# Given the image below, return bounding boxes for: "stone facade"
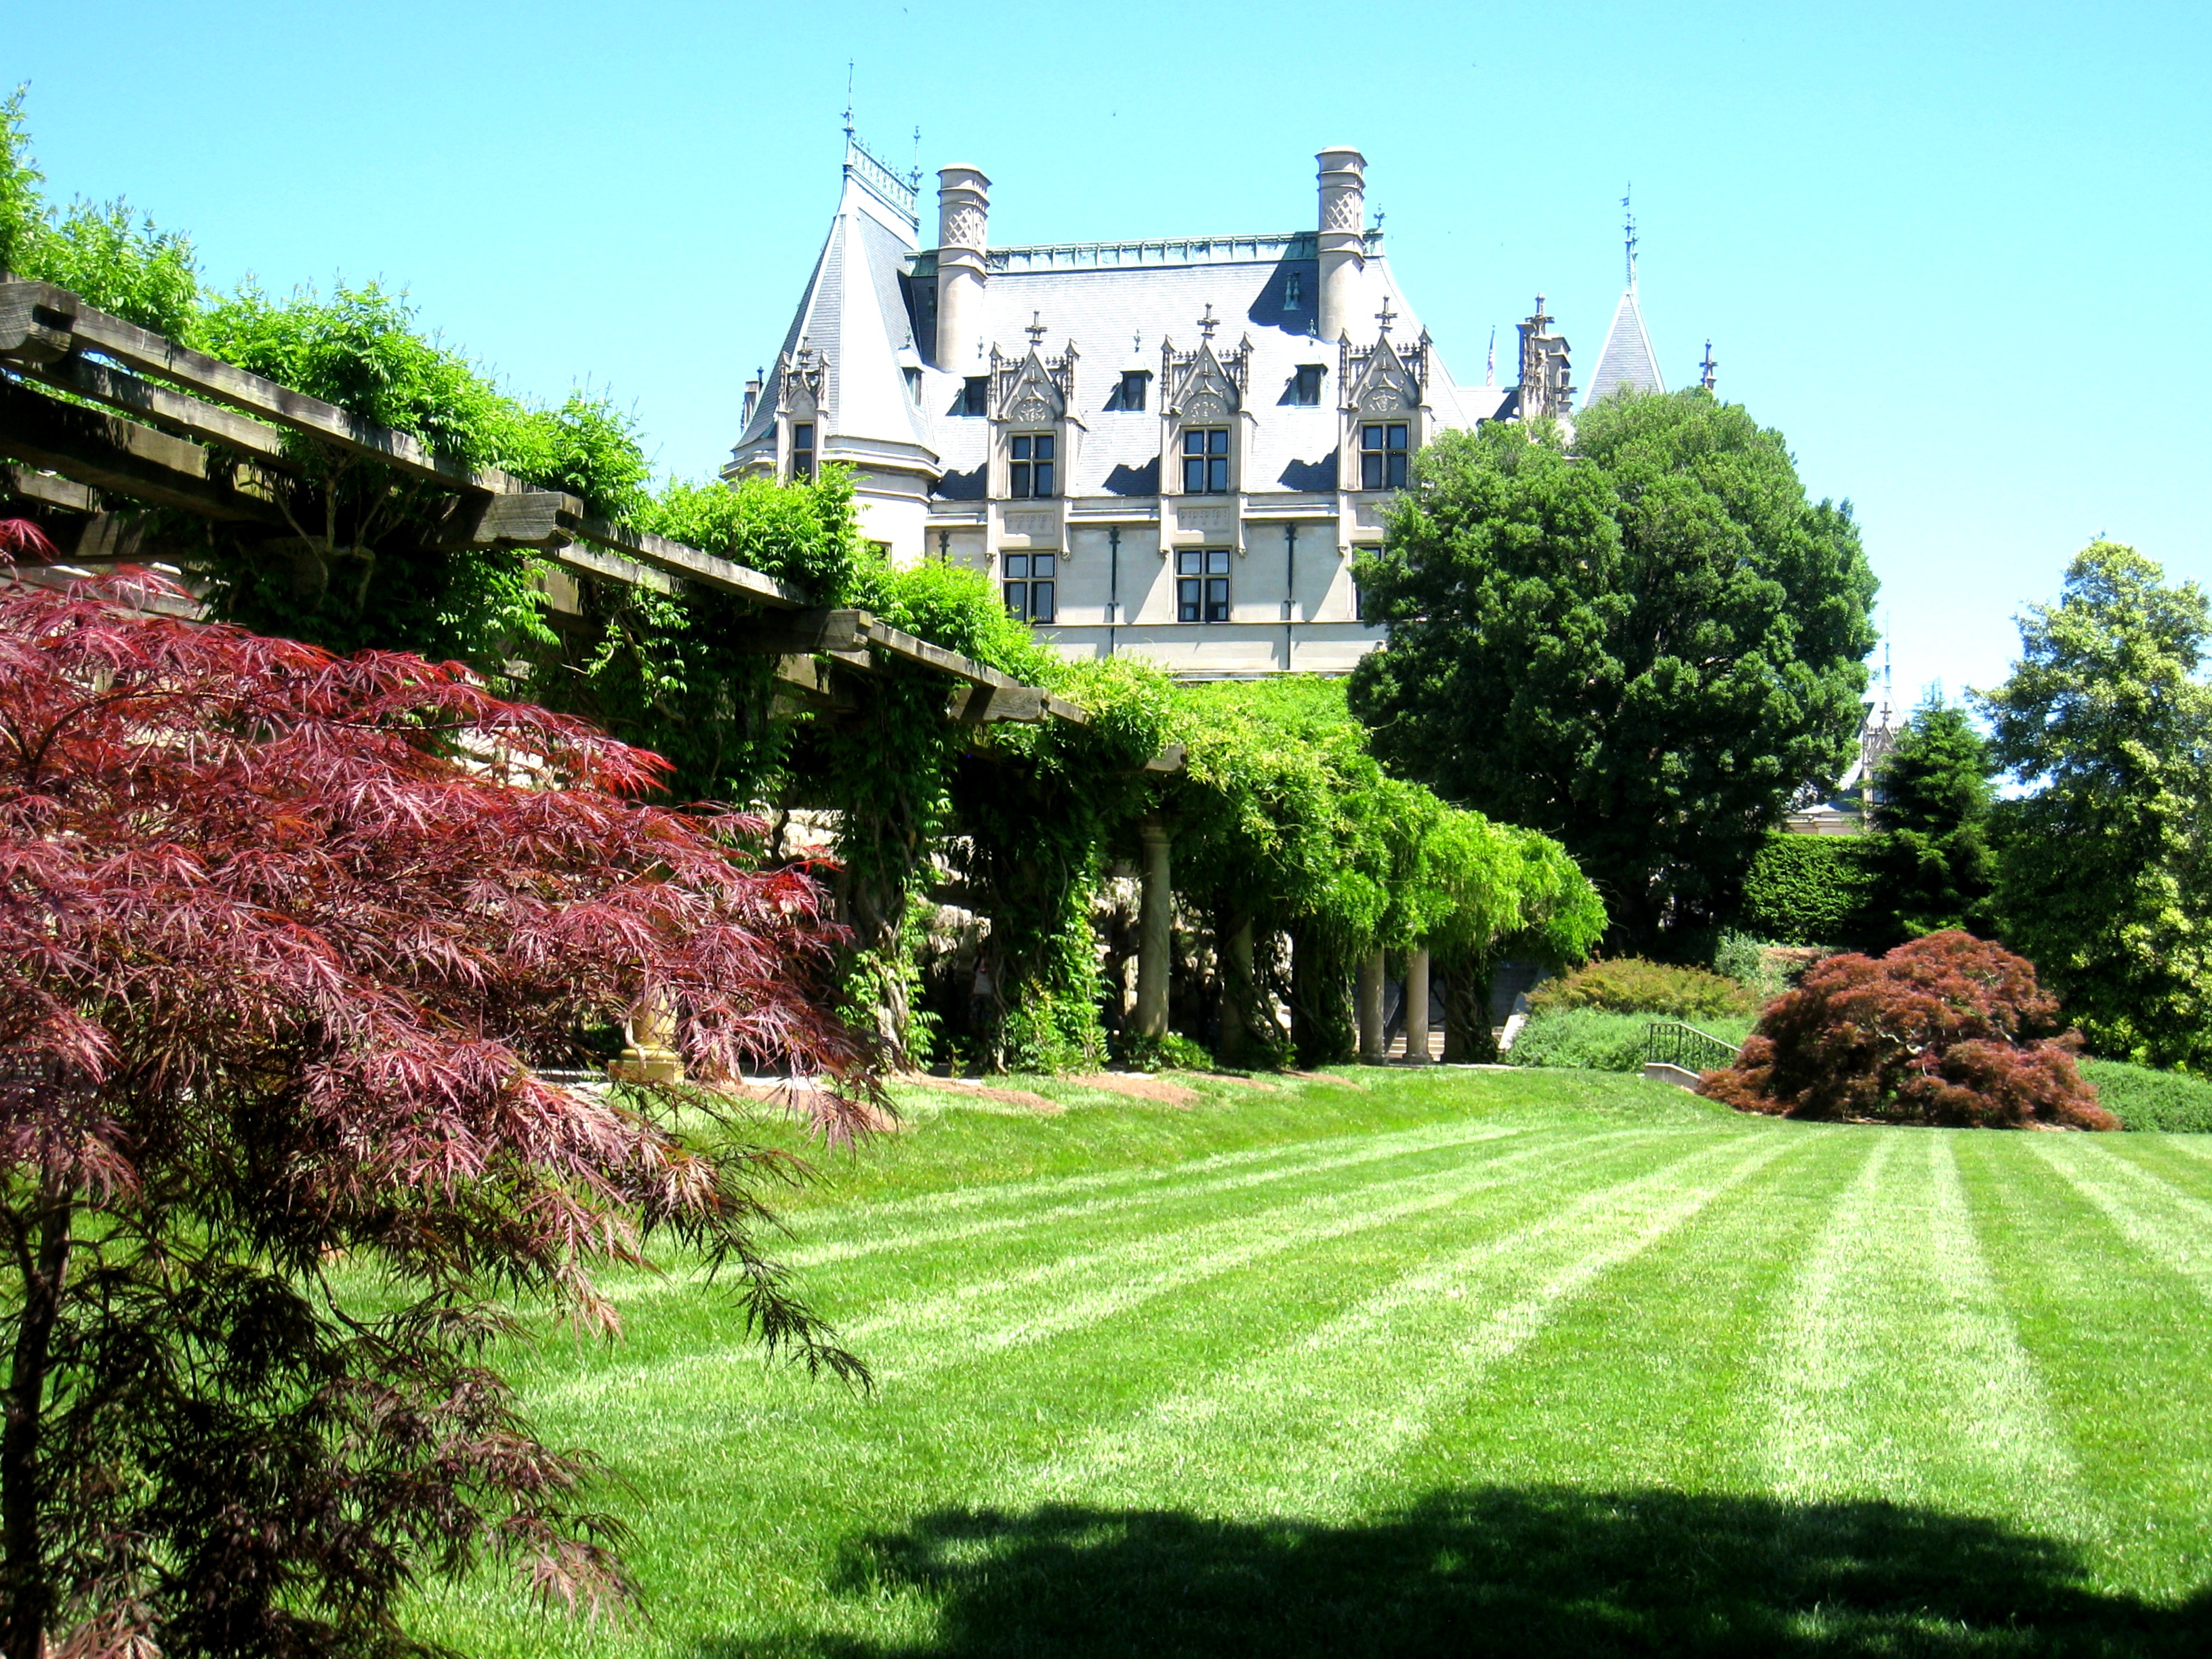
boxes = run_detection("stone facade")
[727,141,1554,677]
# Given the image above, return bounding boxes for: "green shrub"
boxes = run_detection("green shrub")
[1531,957,1755,1021]
[2078,1059,2212,1132]
[1507,1009,1754,1072]
[1740,832,1880,947]
[1712,930,1791,1002]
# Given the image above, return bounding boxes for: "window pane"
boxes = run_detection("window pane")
[1012,434,1031,459]
[1184,456,1206,493]
[1030,581,1054,623]
[1177,550,1203,575]
[1207,456,1228,492]
[1032,553,1055,576]
[1034,462,1054,497]
[1361,452,1382,490]
[1010,466,1031,499]
[1206,578,1230,621]
[964,378,988,415]
[1388,424,1408,449]
[1035,434,1054,459]
[1006,554,1028,577]
[795,424,813,446]
[1004,581,1026,617]
[1387,453,1408,489]
[1208,429,1228,455]
[1178,578,1201,622]
[1184,430,1206,455]
[1363,425,1382,450]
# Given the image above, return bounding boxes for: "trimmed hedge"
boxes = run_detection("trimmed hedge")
[2078,1058,2212,1132]
[1740,832,1880,947]
[1508,1008,1754,1073]
[1530,957,1755,1021]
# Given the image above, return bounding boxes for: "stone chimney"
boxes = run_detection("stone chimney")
[1316,147,1367,344]
[934,165,991,371]
[741,367,764,430]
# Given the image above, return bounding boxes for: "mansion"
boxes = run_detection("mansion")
[727,138,1677,676]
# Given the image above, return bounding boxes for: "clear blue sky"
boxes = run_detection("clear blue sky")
[10,1,2209,701]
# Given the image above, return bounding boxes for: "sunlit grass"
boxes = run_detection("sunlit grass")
[411,1067,2212,1656]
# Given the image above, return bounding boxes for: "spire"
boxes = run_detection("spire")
[1699,340,1717,392]
[1582,199,1665,410]
[1622,185,1638,291]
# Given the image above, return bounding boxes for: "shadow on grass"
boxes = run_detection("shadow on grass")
[708,1486,2210,1658]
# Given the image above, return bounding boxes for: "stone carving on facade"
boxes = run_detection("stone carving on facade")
[989,343,1077,423]
[775,340,827,415]
[1162,336,1252,419]
[1514,298,1574,422]
[1341,330,1428,413]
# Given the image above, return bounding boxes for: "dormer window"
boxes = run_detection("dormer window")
[904,368,922,405]
[790,422,815,482]
[1182,428,1230,493]
[1010,433,1055,498]
[962,377,989,416]
[1286,272,1303,310]
[1359,422,1408,490]
[1293,365,1325,407]
[1107,370,1149,412]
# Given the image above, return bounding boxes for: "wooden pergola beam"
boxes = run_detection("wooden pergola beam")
[0,378,285,525]
[18,353,295,469]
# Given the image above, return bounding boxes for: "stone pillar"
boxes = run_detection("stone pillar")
[1134,818,1172,1041]
[935,165,991,372]
[1316,147,1367,344]
[1356,947,1387,1064]
[1404,947,1431,1064]
[611,995,684,1085]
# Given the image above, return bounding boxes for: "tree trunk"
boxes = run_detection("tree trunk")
[1439,954,1501,1064]
[3,1190,72,1659]
[1289,926,1355,1068]
[1216,913,1261,1066]
[1356,949,1387,1064]
[1133,819,1172,1040]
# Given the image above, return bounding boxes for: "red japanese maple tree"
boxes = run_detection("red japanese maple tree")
[1700,930,2114,1129]
[0,550,878,1657]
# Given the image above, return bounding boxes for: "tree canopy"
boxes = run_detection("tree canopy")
[1347,391,1879,951]
[1863,699,1999,943]
[0,562,877,1656]
[1979,541,2212,1069]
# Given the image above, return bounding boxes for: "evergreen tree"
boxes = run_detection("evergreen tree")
[1863,701,1999,943]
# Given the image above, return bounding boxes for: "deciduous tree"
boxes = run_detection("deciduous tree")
[0,562,876,1656]
[1978,541,2212,1068]
[1348,392,1878,951]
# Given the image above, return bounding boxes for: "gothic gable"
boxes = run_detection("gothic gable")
[1167,341,1245,421]
[1343,333,1422,414]
[992,347,1071,423]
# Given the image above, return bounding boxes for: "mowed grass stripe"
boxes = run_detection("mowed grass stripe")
[2030,1139,2212,1301]
[1397,1122,1866,1501]
[546,1127,1680,1408]
[1025,1129,1797,1518]
[851,1128,1683,1378]
[1759,1133,2085,1534]
[782,1120,1538,1271]
[1954,1134,2212,1602]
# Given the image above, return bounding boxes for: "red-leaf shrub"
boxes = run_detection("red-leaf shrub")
[0,567,880,1656]
[1698,930,2115,1130]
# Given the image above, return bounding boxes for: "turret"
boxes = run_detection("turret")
[934,165,991,371]
[1316,147,1367,343]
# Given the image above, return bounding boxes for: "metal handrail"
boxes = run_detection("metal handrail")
[1643,1021,1743,1074]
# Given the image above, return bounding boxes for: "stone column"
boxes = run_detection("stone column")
[1218,915,1256,1062]
[1134,818,1172,1041]
[1404,946,1431,1063]
[1356,947,1387,1064]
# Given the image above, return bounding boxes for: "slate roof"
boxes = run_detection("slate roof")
[1582,286,1665,409]
[733,175,1508,495]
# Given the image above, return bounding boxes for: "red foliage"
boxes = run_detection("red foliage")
[1698,930,2115,1130]
[0,567,879,1654]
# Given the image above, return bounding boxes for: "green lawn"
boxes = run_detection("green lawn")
[415,1067,2212,1656]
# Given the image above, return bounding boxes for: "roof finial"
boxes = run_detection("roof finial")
[843,62,855,140]
[1699,339,1717,392]
[1375,298,1397,337]
[909,125,922,191]
[1197,303,1219,340]
[1486,325,1497,387]
[1025,310,1048,346]
[1622,184,1638,290]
